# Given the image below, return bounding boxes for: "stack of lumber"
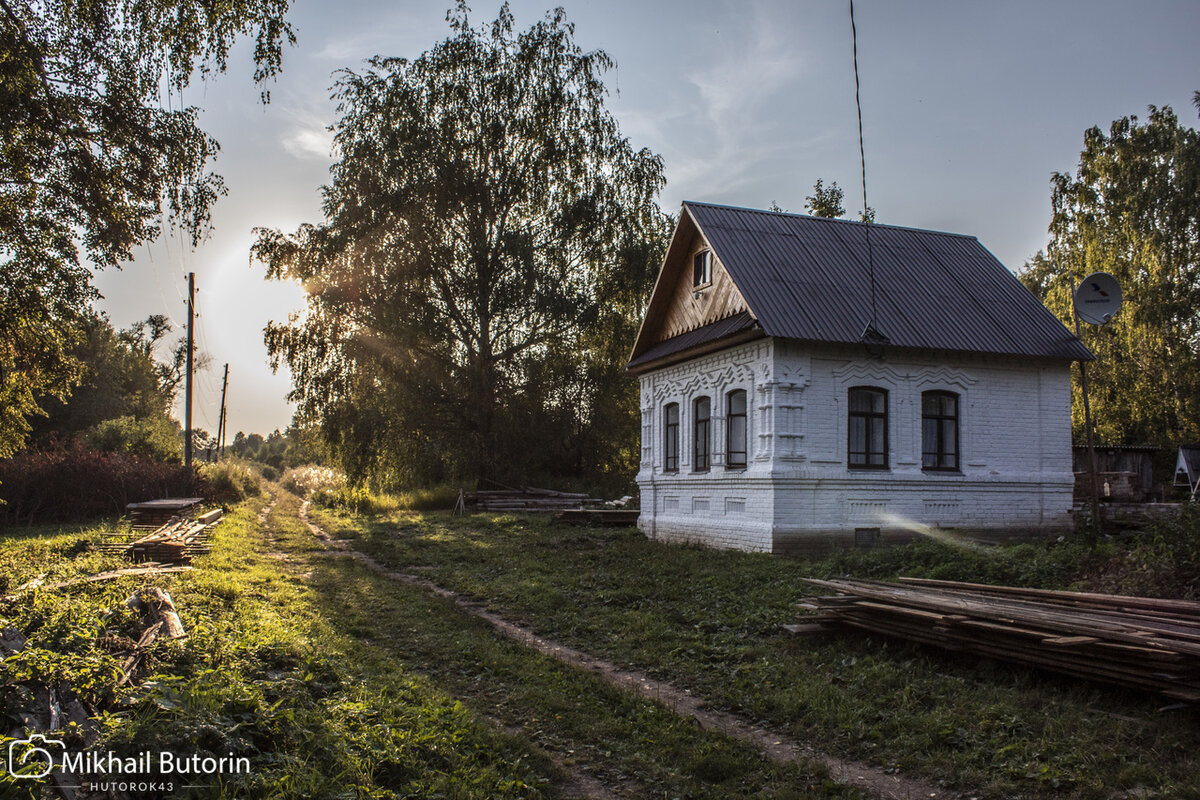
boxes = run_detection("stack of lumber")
[795,577,1200,702]
[126,497,205,530]
[469,486,600,512]
[128,509,222,564]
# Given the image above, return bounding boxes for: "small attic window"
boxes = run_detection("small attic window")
[693,250,712,287]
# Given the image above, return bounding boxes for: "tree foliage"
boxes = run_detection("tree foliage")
[804,179,845,218]
[29,312,176,441]
[1020,97,1200,446]
[84,414,181,462]
[0,0,293,457]
[229,428,298,469]
[255,3,668,488]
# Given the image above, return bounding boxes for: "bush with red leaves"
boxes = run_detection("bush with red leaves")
[0,440,208,525]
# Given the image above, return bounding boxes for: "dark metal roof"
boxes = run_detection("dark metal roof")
[684,202,1092,361]
[626,312,759,370]
[1071,445,1161,452]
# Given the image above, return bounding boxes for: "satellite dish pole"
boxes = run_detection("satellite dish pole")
[1073,272,1123,537]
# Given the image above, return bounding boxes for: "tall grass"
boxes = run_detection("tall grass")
[279,465,344,497]
[199,460,263,503]
[279,467,458,513]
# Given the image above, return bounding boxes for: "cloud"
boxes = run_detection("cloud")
[656,1,823,201]
[689,7,804,126]
[282,126,334,161]
[275,94,337,163]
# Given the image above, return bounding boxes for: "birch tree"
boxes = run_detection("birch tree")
[1021,96,1200,446]
[254,3,667,486]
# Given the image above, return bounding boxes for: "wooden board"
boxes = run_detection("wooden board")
[796,578,1200,701]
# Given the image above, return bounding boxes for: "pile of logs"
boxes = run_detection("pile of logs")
[468,486,600,512]
[127,509,222,564]
[793,577,1200,702]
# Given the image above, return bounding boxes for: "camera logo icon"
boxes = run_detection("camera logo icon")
[7,734,63,779]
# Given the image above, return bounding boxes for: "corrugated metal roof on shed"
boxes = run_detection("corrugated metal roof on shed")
[680,202,1091,362]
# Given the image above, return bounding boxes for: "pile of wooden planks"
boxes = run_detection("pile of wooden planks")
[794,577,1200,702]
[128,509,222,564]
[126,497,205,530]
[469,486,600,512]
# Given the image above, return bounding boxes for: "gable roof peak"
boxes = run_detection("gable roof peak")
[681,200,979,242]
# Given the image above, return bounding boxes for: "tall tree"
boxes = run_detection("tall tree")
[0,0,293,457]
[30,312,174,440]
[254,3,668,486]
[1020,97,1200,446]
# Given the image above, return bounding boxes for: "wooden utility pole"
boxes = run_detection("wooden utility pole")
[184,272,195,469]
[1074,313,1102,537]
[216,363,229,461]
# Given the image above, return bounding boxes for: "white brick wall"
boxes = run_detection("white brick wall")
[636,339,1075,552]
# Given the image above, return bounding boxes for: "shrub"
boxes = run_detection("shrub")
[0,440,203,525]
[84,415,181,462]
[312,485,399,515]
[310,484,459,515]
[394,485,460,511]
[280,465,345,497]
[199,461,263,503]
[1076,506,1200,599]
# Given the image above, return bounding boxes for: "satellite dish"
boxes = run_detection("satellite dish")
[1074,272,1122,325]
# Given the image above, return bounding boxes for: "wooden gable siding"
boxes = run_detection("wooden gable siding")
[656,232,750,342]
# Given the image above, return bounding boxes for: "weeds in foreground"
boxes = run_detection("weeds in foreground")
[1,496,551,798]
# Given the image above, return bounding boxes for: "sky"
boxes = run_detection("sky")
[92,0,1200,438]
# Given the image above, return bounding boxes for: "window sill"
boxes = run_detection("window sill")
[921,467,962,474]
[847,465,890,471]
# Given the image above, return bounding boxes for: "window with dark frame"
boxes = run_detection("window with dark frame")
[922,391,960,471]
[726,389,747,468]
[847,387,888,469]
[693,396,711,471]
[663,403,679,473]
[693,250,711,287]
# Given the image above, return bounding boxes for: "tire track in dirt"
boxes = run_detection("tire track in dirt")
[286,498,623,800]
[257,491,277,525]
[297,499,966,800]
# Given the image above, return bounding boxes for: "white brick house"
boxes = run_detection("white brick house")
[626,202,1092,553]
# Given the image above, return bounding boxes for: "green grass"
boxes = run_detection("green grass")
[309,506,1200,800]
[1,496,551,798]
[0,518,131,594]
[2,492,863,799]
